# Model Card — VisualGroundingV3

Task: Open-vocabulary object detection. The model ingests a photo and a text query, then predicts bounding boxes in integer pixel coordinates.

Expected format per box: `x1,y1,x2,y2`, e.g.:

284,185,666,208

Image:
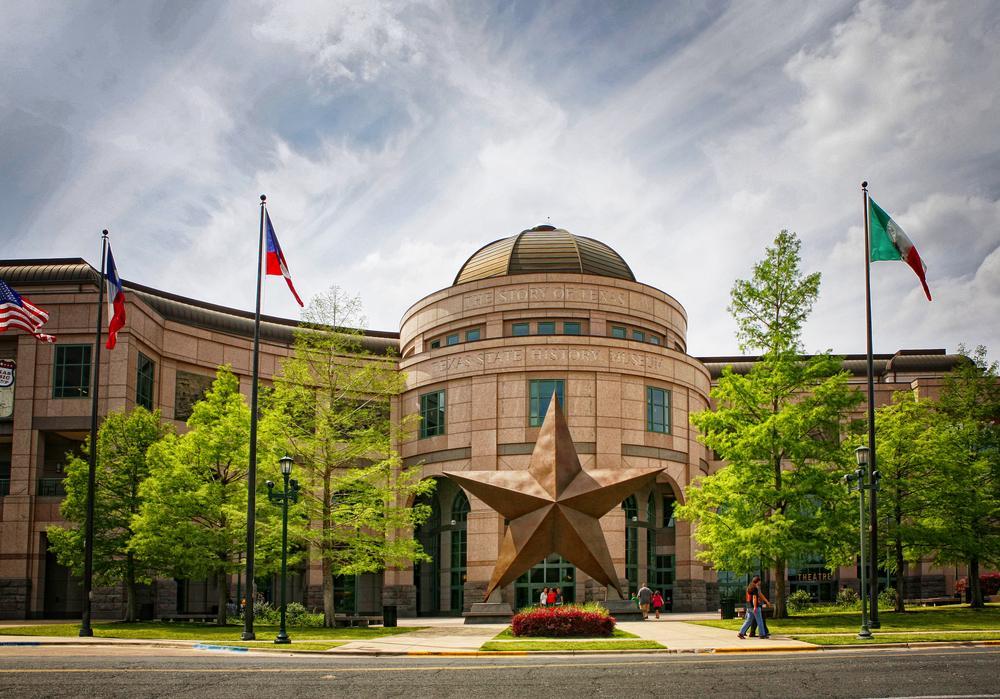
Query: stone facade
0,578,30,619
0,246,975,620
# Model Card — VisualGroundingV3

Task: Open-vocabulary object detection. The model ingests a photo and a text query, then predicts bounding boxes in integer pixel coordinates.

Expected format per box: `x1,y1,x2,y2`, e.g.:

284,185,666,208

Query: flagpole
242,195,266,641
862,182,880,628
80,230,108,637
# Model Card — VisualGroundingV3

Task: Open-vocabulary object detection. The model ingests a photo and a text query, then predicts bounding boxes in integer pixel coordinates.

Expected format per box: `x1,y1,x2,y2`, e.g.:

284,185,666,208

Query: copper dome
453,225,635,285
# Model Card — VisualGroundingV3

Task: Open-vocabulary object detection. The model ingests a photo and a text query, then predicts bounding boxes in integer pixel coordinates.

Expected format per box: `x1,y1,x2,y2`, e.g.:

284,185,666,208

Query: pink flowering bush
511,604,616,637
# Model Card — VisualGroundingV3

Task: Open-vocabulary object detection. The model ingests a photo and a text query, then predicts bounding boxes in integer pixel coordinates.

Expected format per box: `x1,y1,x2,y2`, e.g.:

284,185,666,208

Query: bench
333,614,383,628
159,614,218,623
903,596,959,607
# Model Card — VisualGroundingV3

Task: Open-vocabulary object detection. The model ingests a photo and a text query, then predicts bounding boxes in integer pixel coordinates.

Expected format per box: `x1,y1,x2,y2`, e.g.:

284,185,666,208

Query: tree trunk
323,557,335,627
773,559,787,618
217,569,229,625
969,556,983,608
894,502,905,613
894,534,905,613
322,468,334,627
125,552,137,622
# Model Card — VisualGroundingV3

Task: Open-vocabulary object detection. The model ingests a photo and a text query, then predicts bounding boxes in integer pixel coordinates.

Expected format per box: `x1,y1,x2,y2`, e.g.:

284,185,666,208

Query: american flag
0,278,56,343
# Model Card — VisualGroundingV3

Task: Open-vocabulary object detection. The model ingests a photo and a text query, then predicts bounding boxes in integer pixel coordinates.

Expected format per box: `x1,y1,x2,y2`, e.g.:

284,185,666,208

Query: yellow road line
1,648,997,674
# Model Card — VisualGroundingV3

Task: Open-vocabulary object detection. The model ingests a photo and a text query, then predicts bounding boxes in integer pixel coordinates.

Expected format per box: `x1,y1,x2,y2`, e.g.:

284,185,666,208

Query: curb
3,638,999,656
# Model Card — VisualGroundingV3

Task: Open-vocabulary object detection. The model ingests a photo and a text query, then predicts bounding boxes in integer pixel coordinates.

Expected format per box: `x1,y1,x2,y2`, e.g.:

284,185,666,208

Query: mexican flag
869,198,932,301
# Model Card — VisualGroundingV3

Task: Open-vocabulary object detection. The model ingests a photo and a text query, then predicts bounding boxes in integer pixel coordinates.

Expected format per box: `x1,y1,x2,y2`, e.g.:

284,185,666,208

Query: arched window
623,496,638,595
646,492,657,577
413,490,441,615
449,491,470,613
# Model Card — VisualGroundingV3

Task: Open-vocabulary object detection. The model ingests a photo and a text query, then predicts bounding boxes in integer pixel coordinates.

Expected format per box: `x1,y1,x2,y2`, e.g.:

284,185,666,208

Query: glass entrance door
514,555,575,610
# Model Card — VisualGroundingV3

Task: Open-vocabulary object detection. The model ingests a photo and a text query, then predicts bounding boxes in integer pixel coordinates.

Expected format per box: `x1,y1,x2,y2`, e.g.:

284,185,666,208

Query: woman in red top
546,588,557,606
651,590,665,619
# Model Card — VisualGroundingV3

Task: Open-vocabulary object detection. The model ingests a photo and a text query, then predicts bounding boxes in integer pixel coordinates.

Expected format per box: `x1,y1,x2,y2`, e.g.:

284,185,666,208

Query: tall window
136,353,155,409
646,492,657,584
662,494,676,528
646,386,670,433
419,390,446,438
529,379,564,427
623,495,638,595
53,345,92,398
450,491,469,613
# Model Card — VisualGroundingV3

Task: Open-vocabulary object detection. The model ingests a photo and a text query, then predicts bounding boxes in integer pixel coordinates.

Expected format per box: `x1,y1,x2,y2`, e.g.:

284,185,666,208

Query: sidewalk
2,616,994,656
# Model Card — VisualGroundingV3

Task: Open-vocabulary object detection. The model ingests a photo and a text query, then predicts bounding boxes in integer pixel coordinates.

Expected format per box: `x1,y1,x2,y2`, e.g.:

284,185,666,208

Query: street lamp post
267,455,299,645
845,446,879,640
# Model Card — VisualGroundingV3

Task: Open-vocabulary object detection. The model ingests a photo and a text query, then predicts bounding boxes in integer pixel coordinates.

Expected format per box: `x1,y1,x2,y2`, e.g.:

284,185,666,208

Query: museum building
0,226,963,619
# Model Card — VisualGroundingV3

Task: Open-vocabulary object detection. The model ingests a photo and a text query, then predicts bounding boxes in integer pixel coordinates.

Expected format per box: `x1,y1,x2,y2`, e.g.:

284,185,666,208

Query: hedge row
511,605,616,637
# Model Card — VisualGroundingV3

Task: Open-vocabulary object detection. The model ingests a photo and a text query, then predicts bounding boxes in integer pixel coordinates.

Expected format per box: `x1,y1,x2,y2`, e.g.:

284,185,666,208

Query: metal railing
37,478,66,497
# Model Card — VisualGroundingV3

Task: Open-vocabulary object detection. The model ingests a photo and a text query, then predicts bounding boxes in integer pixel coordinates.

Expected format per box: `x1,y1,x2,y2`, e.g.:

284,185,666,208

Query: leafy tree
676,231,862,617
131,366,281,625
47,408,172,622
919,346,1000,608
872,391,951,611
261,287,433,626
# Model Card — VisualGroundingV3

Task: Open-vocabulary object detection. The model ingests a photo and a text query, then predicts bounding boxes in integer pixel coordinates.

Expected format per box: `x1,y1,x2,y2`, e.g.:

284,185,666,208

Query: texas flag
105,245,126,349
265,212,304,307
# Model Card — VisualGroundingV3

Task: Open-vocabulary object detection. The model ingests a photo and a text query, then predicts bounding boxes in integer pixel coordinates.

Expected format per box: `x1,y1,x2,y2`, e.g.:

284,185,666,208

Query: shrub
836,586,860,608
981,573,1000,597
787,589,813,612
878,587,898,609
245,601,324,627
511,604,616,637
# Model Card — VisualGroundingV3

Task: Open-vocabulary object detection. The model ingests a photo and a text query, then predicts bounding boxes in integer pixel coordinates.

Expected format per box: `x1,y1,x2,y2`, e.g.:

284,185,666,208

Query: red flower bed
511,606,616,637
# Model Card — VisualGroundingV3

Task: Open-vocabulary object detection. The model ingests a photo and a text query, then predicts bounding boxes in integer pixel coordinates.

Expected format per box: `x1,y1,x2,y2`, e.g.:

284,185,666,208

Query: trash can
383,605,397,627
720,599,736,620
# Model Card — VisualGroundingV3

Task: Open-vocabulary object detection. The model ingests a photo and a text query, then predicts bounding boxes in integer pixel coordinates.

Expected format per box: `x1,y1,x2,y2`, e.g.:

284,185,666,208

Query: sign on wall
0,359,15,419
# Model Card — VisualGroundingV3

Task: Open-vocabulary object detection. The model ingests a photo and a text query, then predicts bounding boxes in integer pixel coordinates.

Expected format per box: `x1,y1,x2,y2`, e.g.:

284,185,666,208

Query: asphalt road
1,645,998,698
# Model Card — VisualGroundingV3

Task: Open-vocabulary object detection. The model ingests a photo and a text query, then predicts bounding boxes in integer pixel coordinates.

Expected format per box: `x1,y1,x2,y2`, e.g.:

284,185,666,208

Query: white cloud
3,0,998,362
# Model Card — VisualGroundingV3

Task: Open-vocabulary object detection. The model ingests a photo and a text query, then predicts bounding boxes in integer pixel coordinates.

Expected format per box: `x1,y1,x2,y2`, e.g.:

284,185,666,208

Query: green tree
261,287,433,626
676,231,861,617
131,366,280,625
872,391,951,612
47,408,172,622
920,346,1000,608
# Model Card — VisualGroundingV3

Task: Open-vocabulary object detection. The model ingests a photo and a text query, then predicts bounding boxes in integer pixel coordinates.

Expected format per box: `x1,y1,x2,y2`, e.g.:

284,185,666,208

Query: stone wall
673,578,707,612
154,579,177,618
0,579,30,619
704,581,719,612
306,584,324,611
382,584,416,617
93,584,124,620
463,580,488,613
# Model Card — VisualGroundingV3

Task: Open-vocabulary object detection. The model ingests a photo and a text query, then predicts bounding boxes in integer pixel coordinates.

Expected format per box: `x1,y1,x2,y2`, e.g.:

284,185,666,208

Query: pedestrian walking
651,590,664,619
738,576,769,639
637,583,653,620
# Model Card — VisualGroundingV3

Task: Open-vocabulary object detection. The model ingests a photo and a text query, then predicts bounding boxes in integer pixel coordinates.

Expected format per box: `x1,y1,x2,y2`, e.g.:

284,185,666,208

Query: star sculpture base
445,393,666,609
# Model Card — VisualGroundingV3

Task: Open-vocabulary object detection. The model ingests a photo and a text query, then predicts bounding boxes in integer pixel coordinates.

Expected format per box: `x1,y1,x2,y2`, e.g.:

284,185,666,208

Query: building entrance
514,555,575,610
42,533,82,618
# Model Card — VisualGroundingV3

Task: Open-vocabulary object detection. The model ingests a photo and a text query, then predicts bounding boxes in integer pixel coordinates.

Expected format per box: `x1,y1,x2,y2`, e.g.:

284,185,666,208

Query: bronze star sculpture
445,393,665,601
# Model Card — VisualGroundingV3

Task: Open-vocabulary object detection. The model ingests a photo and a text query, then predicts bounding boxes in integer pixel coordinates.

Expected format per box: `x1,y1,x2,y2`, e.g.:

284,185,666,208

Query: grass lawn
196,641,346,652
480,640,665,652
795,632,1000,646
694,604,1000,635
0,622,420,642
493,627,638,639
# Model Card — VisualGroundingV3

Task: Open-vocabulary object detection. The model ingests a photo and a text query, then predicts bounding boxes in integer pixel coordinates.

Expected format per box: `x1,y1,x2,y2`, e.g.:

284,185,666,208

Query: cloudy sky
2,0,998,358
